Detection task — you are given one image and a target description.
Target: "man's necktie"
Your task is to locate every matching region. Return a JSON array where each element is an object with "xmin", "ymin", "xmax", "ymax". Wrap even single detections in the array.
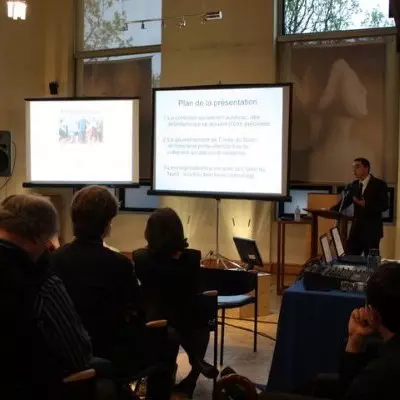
[{"xmin": 357, "ymin": 181, "xmax": 363, "ymax": 198}]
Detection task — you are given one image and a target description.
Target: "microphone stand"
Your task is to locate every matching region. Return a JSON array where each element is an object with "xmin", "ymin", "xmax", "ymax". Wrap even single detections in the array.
[
  {"xmin": 201, "ymin": 198, "xmax": 239, "ymax": 269},
  {"xmin": 338, "ymin": 190, "xmax": 347, "ymax": 213},
  {"xmin": 336, "ymin": 185, "xmax": 350, "ymax": 229}
]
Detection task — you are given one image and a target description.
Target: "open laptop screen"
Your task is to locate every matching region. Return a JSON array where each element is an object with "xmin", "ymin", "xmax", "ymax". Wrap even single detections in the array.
[
  {"xmin": 320, "ymin": 234, "xmax": 333, "ymax": 264},
  {"xmin": 331, "ymin": 226, "xmax": 345, "ymax": 257}
]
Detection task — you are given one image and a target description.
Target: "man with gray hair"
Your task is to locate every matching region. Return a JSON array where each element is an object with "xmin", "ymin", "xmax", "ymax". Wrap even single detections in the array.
[{"xmin": 0, "ymin": 193, "xmax": 92, "ymax": 399}]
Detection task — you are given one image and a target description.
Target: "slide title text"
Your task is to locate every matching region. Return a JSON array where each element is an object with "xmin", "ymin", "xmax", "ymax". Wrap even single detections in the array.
[{"xmin": 178, "ymin": 99, "xmax": 258, "ymax": 107}]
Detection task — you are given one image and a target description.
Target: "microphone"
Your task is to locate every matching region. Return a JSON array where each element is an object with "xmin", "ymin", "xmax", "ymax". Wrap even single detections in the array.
[{"xmin": 343, "ymin": 183, "xmax": 351, "ymax": 193}]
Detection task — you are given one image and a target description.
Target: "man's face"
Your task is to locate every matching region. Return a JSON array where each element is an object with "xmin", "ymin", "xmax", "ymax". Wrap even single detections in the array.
[{"xmin": 353, "ymin": 161, "xmax": 369, "ymax": 180}]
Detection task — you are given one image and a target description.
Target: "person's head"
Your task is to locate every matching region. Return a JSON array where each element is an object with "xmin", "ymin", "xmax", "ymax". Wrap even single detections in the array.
[
  {"xmin": 71, "ymin": 185, "xmax": 119, "ymax": 239},
  {"xmin": 367, "ymin": 263, "xmax": 400, "ymax": 338},
  {"xmin": 0, "ymin": 194, "xmax": 59, "ymax": 260},
  {"xmin": 145, "ymin": 207, "xmax": 188, "ymax": 258},
  {"xmin": 353, "ymin": 157, "xmax": 370, "ymax": 180}
]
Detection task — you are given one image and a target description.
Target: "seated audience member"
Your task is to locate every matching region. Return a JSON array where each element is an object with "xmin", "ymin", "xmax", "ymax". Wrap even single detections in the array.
[
  {"xmin": 0, "ymin": 194, "xmax": 92, "ymax": 398},
  {"xmin": 51, "ymin": 186, "xmax": 176, "ymax": 399},
  {"xmin": 339, "ymin": 262, "xmax": 400, "ymax": 400},
  {"xmin": 133, "ymin": 207, "xmax": 218, "ymax": 398}
]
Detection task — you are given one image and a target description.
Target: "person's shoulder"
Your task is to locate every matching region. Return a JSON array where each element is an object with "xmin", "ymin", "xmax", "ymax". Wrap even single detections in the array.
[
  {"xmin": 103, "ymin": 245, "xmax": 132, "ymax": 264},
  {"xmin": 37, "ymin": 272, "xmax": 68, "ymax": 299},
  {"xmin": 371, "ymin": 175, "xmax": 387, "ymax": 186},
  {"xmin": 133, "ymin": 247, "xmax": 149, "ymax": 258},
  {"xmin": 181, "ymin": 248, "xmax": 201, "ymax": 263},
  {"xmin": 183, "ymin": 248, "xmax": 201, "ymax": 257},
  {"xmin": 132, "ymin": 247, "xmax": 150, "ymax": 264},
  {"xmin": 360, "ymin": 351, "xmax": 400, "ymax": 388},
  {"xmin": 51, "ymin": 242, "xmax": 73, "ymax": 256},
  {"xmin": 100, "ymin": 247, "xmax": 134, "ymax": 277},
  {"xmin": 49, "ymin": 243, "xmax": 74, "ymax": 266}
]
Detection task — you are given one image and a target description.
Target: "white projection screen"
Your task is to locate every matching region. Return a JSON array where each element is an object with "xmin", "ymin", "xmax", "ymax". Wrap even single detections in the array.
[
  {"xmin": 152, "ymin": 84, "xmax": 292, "ymax": 200},
  {"xmin": 26, "ymin": 98, "xmax": 140, "ymax": 185}
]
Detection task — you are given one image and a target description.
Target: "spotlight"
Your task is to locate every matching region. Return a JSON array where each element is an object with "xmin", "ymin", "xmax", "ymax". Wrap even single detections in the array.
[
  {"xmin": 7, "ymin": 0, "xmax": 27, "ymax": 20},
  {"xmin": 177, "ymin": 17, "xmax": 186, "ymax": 29}
]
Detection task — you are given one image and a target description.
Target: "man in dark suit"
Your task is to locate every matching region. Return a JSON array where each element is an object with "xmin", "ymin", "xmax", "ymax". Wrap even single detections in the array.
[{"xmin": 332, "ymin": 158, "xmax": 388, "ymax": 256}]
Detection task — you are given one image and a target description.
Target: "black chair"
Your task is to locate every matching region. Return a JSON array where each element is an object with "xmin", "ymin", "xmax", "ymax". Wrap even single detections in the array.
[
  {"xmin": 62, "ymin": 369, "xmax": 97, "ymax": 400},
  {"xmin": 111, "ymin": 320, "xmax": 174, "ymax": 399},
  {"xmin": 200, "ymin": 268, "xmax": 258, "ymax": 366},
  {"xmin": 201, "ymin": 290, "xmax": 219, "ymax": 381}
]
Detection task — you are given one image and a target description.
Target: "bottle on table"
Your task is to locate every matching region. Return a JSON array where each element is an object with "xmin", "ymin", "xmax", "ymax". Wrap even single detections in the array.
[
  {"xmin": 294, "ymin": 205, "xmax": 301, "ymax": 222},
  {"xmin": 367, "ymin": 249, "xmax": 381, "ymax": 272}
]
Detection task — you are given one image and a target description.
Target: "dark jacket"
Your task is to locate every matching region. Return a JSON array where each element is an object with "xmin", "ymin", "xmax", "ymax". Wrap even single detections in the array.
[
  {"xmin": 341, "ymin": 335, "xmax": 400, "ymax": 400},
  {"xmin": 332, "ymin": 175, "xmax": 388, "ymax": 240},
  {"xmin": 51, "ymin": 238, "xmax": 142, "ymax": 357},
  {"xmin": 133, "ymin": 248, "xmax": 207, "ymax": 330},
  {"xmin": 0, "ymin": 239, "xmax": 91, "ymax": 398}
]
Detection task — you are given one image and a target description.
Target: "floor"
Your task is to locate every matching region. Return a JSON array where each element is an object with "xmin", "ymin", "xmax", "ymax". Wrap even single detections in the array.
[{"xmin": 172, "ymin": 274, "xmax": 296, "ymax": 399}]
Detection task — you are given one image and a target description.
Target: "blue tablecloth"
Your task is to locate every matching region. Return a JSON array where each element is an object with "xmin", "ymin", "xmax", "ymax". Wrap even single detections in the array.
[{"xmin": 267, "ymin": 279, "xmax": 365, "ymax": 393}]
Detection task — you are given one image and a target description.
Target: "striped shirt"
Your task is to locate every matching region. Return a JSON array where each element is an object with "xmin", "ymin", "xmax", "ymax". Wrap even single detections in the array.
[{"xmin": 33, "ymin": 274, "xmax": 92, "ymax": 374}]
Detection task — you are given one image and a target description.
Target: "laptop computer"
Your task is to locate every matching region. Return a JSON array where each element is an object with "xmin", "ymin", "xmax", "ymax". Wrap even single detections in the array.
[
  {"xmin": 320, "ymin": 234, "xmax": 334, "ymax": 264},
  {"xmin": 330, "ymin": 226, "xmax": 366, "ymax": 265},
  {"xmin": 233, "ymin": 237, "xmax": 263, "ymax": 271},
  {"xmin": 320, "ymin": 234, "xmax": 359, "ymax": 269}
]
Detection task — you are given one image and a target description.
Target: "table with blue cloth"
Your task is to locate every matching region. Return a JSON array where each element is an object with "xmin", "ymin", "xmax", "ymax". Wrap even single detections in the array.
[{"xmin": 267, "ymin": 279, "xmax": 365, "ymax": 393}]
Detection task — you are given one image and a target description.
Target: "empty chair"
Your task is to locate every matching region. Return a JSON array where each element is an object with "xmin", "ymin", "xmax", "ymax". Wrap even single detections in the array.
[{"xmin": 200, "ymin": 267, "xmax": 259, "ymax": 366}]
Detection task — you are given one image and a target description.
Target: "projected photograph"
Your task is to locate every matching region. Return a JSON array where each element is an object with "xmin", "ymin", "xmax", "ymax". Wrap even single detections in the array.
[{"xmin": 58, "ymin": 112, "xmax": 104, "ymax": 144}]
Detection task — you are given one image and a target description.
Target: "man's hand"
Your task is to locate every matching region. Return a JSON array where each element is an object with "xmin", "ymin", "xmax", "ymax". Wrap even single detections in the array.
[
  {"xmin": 346, "ymin": 306, "xmax": 379, "ymax": 353},
  {"xmin": 353, "ymin": 197, "xmax": 365, "ymax": 207}
]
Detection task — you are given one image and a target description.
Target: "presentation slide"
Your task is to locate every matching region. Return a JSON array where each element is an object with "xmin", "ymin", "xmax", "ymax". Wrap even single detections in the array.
[
  {"xmin": 153, "ymin": 85, "xmax": 291, "ymax": 198},
  {"xmin": 27, "ymin": 99, "xmax": 139, "ymax": 184}
]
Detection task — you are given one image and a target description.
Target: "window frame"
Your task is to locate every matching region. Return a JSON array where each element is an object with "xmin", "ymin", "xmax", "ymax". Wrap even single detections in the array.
[
  {"xmin": 277, "ymin": 0, "xmax": 397, "ymax": 40},
  {"xmin": 74, "ymin": 0, "xmax": 162, "ymax": 95},
  {"xmin": 75, "ymin": 0, "xmax": 162, "ymax": 53}
]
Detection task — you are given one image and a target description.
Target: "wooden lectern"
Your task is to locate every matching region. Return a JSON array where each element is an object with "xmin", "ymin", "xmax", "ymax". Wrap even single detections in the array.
[{"xmin": 304, "ymin": 208, "xmax": 352, "ymax": 257}]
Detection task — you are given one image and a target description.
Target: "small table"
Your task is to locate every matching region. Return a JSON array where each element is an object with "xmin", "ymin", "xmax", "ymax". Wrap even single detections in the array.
[
  {"xmin": 267, "ymin": 280, "xmax": 365, "ymax": 393},
  {"xmin": 276, "ymin": 219, "xmax": 312, "ymax": 295}
]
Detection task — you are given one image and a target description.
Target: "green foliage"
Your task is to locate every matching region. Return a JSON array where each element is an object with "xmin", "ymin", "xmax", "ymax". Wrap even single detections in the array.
[
  {"xmin": 284, "ymin": 0, "xmax": 393, "ymax": 34},
  {"xmin": 152, "ymin": 73, "xmax": 161, "ymax": 88},
  {"xmin": 361, "ymin": 7, "xmax": 395, "ymax": 28},
  {"xmin": 84, "ymin": 0, "xmax": 133, "ymax": 50}
]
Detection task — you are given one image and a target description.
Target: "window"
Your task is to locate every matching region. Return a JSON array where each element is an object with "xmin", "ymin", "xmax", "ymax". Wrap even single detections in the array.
[
  {"xmin": 81, "ymin": 53, "xmax": 161, "ymax": 178},
  {"xmin": 83, "ymin": 0, "xmax": 162, "ymax": 50},
  {"xmin": 282, "ymin": 0, "xmax": 394, "ymax": 35}
]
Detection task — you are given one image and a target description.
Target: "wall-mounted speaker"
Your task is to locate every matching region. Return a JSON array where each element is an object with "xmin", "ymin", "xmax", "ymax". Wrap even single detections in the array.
[
  {"xmin": 0, "ymin": 131, "xmax": 12, "ymax": 177},
  {"xmin": 49, "ymin": 81, "xmax": 59, "ymax": 95}
]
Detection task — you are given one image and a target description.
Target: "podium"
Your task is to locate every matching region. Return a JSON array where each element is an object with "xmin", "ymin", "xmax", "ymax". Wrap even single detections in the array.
[{"xmin": 304, "ymin": 208, "xmax": 352, "ymax": 257}]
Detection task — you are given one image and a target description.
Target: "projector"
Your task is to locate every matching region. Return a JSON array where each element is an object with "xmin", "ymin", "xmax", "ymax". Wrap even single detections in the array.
[{"xmin": 204, "ymin": 11, "xmax": 223, "ymax": 21}]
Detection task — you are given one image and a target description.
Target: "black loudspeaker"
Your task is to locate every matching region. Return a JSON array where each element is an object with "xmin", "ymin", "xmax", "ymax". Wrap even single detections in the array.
[
  {"xmin": 0, "ymin": 131, "xmax": 12, "ymax": 177},
  {"xmin": 49, "ymin": 81, "xmax": 59, "ymax": 95}
]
